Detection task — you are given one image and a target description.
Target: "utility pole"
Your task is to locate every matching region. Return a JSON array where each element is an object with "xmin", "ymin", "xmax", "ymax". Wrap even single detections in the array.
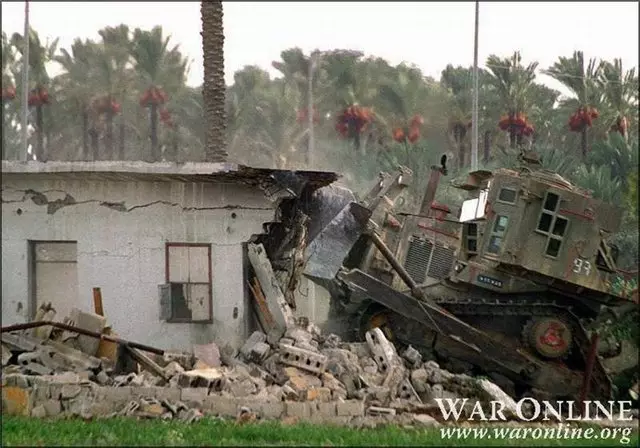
[
  {"xmin": 20, "ymin": 0, "xmax": 30, "ymax": 162},
  {"xmin": 471, "ymin": 0, "xmax": 480, "ymax": 171},
  {"xmin": 307, "ymin": 50, "xmax": 318, "ymax": 168}
]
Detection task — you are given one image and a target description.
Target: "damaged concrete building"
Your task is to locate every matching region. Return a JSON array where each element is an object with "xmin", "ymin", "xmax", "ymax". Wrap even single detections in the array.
[{"xmin": 1, "ymin": 160, "xmax": 337, "ymax": 351}]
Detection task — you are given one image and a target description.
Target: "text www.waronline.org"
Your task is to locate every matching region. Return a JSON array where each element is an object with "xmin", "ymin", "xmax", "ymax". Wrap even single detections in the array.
[{"xmin": 440, "ymin": 424, "xmax": 636, "ymax": 445}]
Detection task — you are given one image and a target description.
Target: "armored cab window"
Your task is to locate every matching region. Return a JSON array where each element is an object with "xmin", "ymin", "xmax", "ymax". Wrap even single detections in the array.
[
  {"xmin": 487, "ymin": 215, "xmax": 509, "ymax": 254},
  {"xmin": 465, "ymin": 223, "xmax": 478, "ymax": 255},
  {"xmin": 498, "ymin": 187, "xmax": 517, "ymax": 204},
  {"xmin": 535, "ymin": 192, "xmax": 569, "ymax": 258}
]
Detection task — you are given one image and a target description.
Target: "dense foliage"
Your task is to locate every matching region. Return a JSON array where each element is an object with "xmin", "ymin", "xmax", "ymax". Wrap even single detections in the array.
[{"xmin": 1, "ymin": 26, "xmax": 638, "ymax": 268}]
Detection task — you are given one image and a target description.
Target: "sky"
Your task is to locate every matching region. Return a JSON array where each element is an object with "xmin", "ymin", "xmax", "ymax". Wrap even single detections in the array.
[{"xmin": 1, "ymin": 1, "xmax": 638, "ymax": 97}]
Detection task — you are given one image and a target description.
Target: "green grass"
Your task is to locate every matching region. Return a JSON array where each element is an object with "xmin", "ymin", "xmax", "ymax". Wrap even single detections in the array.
[{"xmin": 1, "ymin": 416, "xmax": 638, "ymax": 446}]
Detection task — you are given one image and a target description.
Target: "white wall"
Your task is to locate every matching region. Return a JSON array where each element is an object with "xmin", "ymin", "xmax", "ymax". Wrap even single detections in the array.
[{"xmin": 1, "ymin": 177, "xmax": 277, "ymax": 351}]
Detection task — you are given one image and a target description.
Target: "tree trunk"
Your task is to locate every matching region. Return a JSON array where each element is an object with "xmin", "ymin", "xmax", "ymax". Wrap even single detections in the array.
[
  {"xmin": 150, "ymin": 104, "xmax": 158, "ymax": 161},
  {"xmin": 483, "ymin": 130, "xmax": 491, "ymax": 164},
  {"xmin": 118, "ymin": 115, "xmax": 126, "ymax": 160},
  {"xmin": 201, "ymin": 1, "xmax": 228, "ymax": 162},
  {"xmin": 35, "ymin": 105, "xmax": 44, "ymax": 161},
  {"xmin": 82, "ymin": 108, "xmax": 89, "ymax": 159},
  {"xmin": 458, "ymin": 139, "xmax": 465, "ymax": 169},
  {"xmin": 106, "ymin": 112, "xmax": 114, "ymax": 160},
  {"xmin": 509, "ymin": 128, "xmax": 516, "ymax": 149},
  {"xmin": 2, "ymin": 104, "xmax": 6, "ymax": 160},
  {"xmin": 581, "ymin": 127, "xmax": 588, "ymax": 159},
  {"xmin": 89, "ymin": 128, "xmax": 99, "ymax": 160}
]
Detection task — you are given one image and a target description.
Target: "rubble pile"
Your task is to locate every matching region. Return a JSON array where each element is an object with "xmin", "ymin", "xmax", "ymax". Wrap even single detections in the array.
[{"xmin": 2, "ymin": 304, "xmax": 518, "ymax": 427}]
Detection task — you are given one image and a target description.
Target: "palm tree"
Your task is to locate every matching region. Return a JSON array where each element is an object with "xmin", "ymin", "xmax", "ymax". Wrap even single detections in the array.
[
  {"xmin": 201, "ymin": 0, "xmax": 227, "ymax": 162},
  {"xmin": 97, "ymin": 25, "xmax": 132, "ymax": 160},
  {"xmin": 54, "ymin": 38, "xmax": 99, "ymax": 159},
  {"xmin": 546, "ymin": 51, "xmax": 603, "ymax": 159},
  {"xmin": 130, "ymin": 26, "xmax": 187, "ymax": 161},
  {"xmin": 599, "ymin": 59, "xmax": 637, "ymax": 143},
  {"xmin": 485, "ymin": 52, "xmax": 538, "ymax": 150},
  {"xmin": 2, "ymin": 31, "xmax": 18, "ymax": 159},
  {"xmin": 11, "ymin": 28, "xmax": 58, "ymax": 161}
]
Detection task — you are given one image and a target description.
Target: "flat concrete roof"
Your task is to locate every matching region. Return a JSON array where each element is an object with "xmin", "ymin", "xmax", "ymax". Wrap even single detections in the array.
[{"xmin": 1, "ymin": 161, "xmax": 339, "ymax": 191}]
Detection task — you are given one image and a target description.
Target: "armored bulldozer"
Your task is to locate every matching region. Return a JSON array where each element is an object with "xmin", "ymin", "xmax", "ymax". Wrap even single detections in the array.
[{"xmin": 302, "ymin": 152, "xmax": 638, "ymax": 401}]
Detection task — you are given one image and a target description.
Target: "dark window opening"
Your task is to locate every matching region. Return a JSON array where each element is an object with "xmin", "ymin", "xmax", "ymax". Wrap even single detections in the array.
[
  {"xmin": 465, "ymin": 223, "xmax": 478, "ymax": 255},
  {"xmin": 552, "ymin": 217, "xmax": 568, "ymax": 237},
  {"xmin": 546, "ymin": 238, "xmax": 562, "ymax": 257},
  {"xmin": 486, "ymin": 215, "xmax": 509, "ymax": 255},
  {"xmin": 498, "ymin": 188, "xmax": 517, "ymax": 204},
  {"xmin": 543, "ymin": 192, "xmax": 560, "ymax": 212},
  {"xmin": 537, "ymin": 212, "xmax": 553, "ymax": 232},
  {"xmin": 487, "ymin": 236, "xmax": 503, "ymax": 254},
  {"xmin": 494, "ymin": 215, "xmax": 509, "ymax": 233}
]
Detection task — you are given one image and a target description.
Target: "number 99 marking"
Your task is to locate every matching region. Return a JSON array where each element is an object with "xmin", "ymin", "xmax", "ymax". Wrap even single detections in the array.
[{"xmin": 573, "ymin": 258, "xmax": 592, "ymax": 276}]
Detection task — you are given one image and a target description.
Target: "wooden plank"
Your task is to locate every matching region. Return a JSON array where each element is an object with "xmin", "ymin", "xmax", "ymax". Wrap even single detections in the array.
[
  {"xmin": 124, "ymin": 345, "xmax": 169, "ymax": 381},
  {"xmin": 92, "ymin": 288, "xmax": 104, "ymax": 316},
  {"xmin": 248, "ymin": 277, "xmax": 277, "ymax": 333}
]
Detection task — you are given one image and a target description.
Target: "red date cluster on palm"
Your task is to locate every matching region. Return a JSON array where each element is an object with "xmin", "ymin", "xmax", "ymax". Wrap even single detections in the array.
[
  {"xmin": 296, "ymin": 106, "xmax": 320, "ymax": 124},
  {"xmin": 568, "ymin": 106, "xmax": 599, "ymax": 132},
  {"xmin": 139, "ymin": 86, "xmax": 168, "ymax": 108},
  {"xmin": 610, "ymin": 115, "xmax": 629, "ymax": 137},
  {"xmin": 160, "ymin": 107, "xmax": 175, "ymax": 128},
  {"xmin": 498, "ymin": 112, "xmax": 534, "ymax": 137},
  {"xmin": 2, "ymin": 86, "xmax": 16, "ymax": 102},
  {"xmin": 392, "ymin": 114, "xmax": 424, "ymax": 144},
  {"xmin": 95, "ymin": 96, "xmax": 121, "ymax": 115},
  {"xmin": 28, "ymin": 87, "xmax": 49, "ymax": 107},
  {"xmin": 335, "ymin": 105, "xmax": 373, "ymax": 138}
]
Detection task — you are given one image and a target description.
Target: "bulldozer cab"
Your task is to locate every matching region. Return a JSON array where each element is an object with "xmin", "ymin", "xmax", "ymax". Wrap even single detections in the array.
[{"xmin": 455, "ymin": 167, "xmax": 635, "ymax": 301}]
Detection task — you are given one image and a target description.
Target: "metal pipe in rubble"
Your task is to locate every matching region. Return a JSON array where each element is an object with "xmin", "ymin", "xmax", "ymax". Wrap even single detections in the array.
[
  {"xmin": 0, "ymin": 320, "xmax": 164, "ymax": 355},
  {"xmin": 368, "ymin": 231, "xmax": 424, "ymax": 300},
  {"xmin": 418, "ymin": 166, "xmax": 443, "ymax": 216}
]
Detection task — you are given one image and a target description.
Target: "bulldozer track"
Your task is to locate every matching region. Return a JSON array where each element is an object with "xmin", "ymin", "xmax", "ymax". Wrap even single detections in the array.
[
  {"xmin": 436, "ymin": 298, "xmax": 612, "ymax": 399},
  {"xmin": 350, "ymin": 292, "xmax": 612, "ymax": 400}
]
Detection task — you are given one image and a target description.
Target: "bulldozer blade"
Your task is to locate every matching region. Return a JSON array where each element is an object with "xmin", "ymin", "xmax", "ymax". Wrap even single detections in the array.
[
  {"xmin": 337, "ymin": 268, "xmax": 601, "ymax": 398},
  {"xmin": 304, "ymin": 203, "xmax": 372, "ymax": 282}
]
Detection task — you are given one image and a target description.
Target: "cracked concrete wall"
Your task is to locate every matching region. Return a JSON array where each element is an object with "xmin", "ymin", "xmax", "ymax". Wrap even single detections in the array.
[{"xmin": 1, "ymin": 176, "xmax": 279, "ymax": 351}]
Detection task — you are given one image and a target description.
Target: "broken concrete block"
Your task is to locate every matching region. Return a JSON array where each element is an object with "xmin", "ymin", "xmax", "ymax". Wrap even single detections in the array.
[
  {"xmin": 51, "ymin": 372, "xmax": 81, "ymax": 384},
  {"xmin": 410, "ymin": 368, "xmax": 429, "ymax": 393},
  {"xmin": 60, "ymin": 384, "xmax": 82, "ymax": 399},
  {"xmin": 412, "ymin": 413, "xmax": 440, "ymax": 427},
  {"xmin": 284, "ymin": 367, "xmax": 322, "ymax": 392},
  {"xmin": 322, "ymin": 348, "xmax": 361, "ymax": 375},
  {"xmin": 193, "ymin": 342, "xmax": 221, "ymax": 368},
  {"xmin": 478, "ymin": 378, "xmax": 517, "ymax": 416},
  {"xmin": 65, "ymin": 308, "xmax": 107, "ymax": 356},
  {"xmin": 266, "ymin": 328, "xmax": 285, "ymax": 346},
  {"xmin": 2, "ymin": 386, "xmax": 31, "ymax": 416},
  {"xmin": 367, "ymin": 406, "xmax": 396, "ymax": 416},
  {"xmin": 424, "ymin": 360, "xmax": 452, "ymax": 384},
  {"xmin": 365, "ymin": 328, "xmax": 398, "ymax": 375},
  {"xmin": 279, "ymin": 337, "xmax": 295, "ymax": 347},
  {"xmin": 240, "ymin": 331, "xmax": 267, "ymax": 359},
  {"xmin": 285, "ymin": 401, "xmax": 312, "ymax": 420},
  {"xmin": 31, "ymin": 404, "xmax": 47, "ymax": 418},
  {"xmin": 402, "ymin": 345, "xmax": 422, "ymax": 367},
  {"xmin": 398, "ymin": 379, "xmax": 422, "ymax": 403},
  {"xmin": 248, "ymin": 342, "xmax": 271, "ymax": 363},
  {"xmin": 285, "ymin": 327, "xmax": 313, "ymax": 345},
  {"xmin": 43, "ymin": 399, "xmax": 62, "ymax": 417},
  {"xmin": 279, "ymin": 343, "xmax": 327, "ymax": 374},
  {"xmin": 24, "ymin": 363, "xmax": 53, "ymax": 376},
  {"xmin": 2, "ymin": 343, "xmax": 12, "ymax": 366},
  {"xmin": 164, "ymin": 361, "xmax": 185, "ymax": 378},
  {"xmin": 336, "ymin": 399, "xmax": 365, "ymax": 417},
  {"xmin": 306, "ymin": 387, "xmax": 332, "ymax": 402},
  {"xmin": 247, "ymin": 243, "xmax": 296, "ymax": 331}
]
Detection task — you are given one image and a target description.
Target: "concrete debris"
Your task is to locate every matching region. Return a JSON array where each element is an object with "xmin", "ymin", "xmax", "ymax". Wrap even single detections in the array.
[{"xmin": 2, "ymin": 301, "xmax": 544, "ymax": 428}]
